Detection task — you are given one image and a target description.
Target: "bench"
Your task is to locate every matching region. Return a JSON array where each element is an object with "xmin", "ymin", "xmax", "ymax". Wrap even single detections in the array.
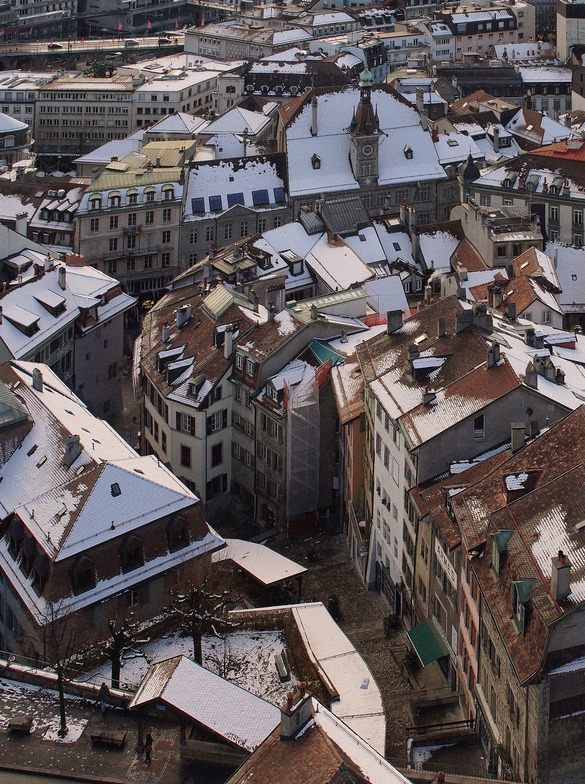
[
  {"xmin": 9, "ymin": 714, "xmax": 33, "ymax": 735},
  {"xmin": 90, "ymin": 729, "xmax": 127, "ymax": 748},
  {"xmin": 275, "ymin": 649, "xmax": 290, "ymax": 682}
]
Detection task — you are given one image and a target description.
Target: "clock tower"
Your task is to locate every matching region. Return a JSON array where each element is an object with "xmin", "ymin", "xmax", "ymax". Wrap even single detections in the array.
[{"xmin": 349, "ymin": 68, "xmax": 381, "ymax": 185}]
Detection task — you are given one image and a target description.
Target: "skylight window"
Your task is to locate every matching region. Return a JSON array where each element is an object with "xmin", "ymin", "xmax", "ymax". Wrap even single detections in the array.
[
  {"xmin": 252, "ymin": 189, "xmax": 269, "ymax": 206},
  {"xmin": 111, "ymin": 482, "xmax": 121, "ymax": 497},
  {"xmin": 393, "ymin": 242, "xmax": 401, "ymax": 251},
  {"xmin": 209, "ymin": 195, "xmax": 222, "ymax": 212},
  {"xmin": 274, "ymin": 187, "xmax": 285, "ymax": 203},
  {"xmin": 191, "ymin": 197, "xmax": 205, "ymax": 213}
]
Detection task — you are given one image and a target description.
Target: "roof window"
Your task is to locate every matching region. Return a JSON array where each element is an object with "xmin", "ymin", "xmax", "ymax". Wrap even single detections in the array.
[{"xmin": 111, "ymin": 482, "xmax": 121, "ymax": 497}]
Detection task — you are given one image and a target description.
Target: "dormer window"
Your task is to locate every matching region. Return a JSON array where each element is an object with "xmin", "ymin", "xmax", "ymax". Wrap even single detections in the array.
[
  {"xmin": 31, "ymin": 555, "xmax": 49, "ymax": 596},
  {"xmin": 166, "ymin": 514, "xmax": 190, "ymax": 552},
  {"xmin": 20, "ymin": 536, "xmax": 37, "ymax": 577},
  {"xmin": 510, "ymin": 579, "xmax": 534, "ymax": 634},
  {"xmin": 119, "ymin": 534, "xmax": 144, "ymax": 573},
  {"xmin": 145, "ymin": 188, "xmax": 156, "ymax": 202},
  {"xmin": 70, "ymin": 555, "xmax": 96, "ymax": 594},
  {"xmin": 163, "ymin": 185, "xmax": 175, "ymax": 201},
  {"xmin": 89, "ymin": 196, "xmax": 101, "ymax": 211},
  {"xmin": 491, "ymin": 529, "xmax": 514, "ymax": 575},
  {"xmin": 108, "ymin": 193, "xmax": 121, "ymax": 208},
  {"xmin": 404, "ymin": 146, "xmax": 413, "ymax": 159},
  {"xmin": 268, "ymin": 384, "xmax": 278, "ymax": 403},
  {"xmin": 246, "ymin": 358, "xmax": 256, "ymax": 379},
  {"xmin": 236, "ymin": 353, "xmax": 245, "ymax": 371},
  {"xmin": 312, "ymin": 154, "xmax": 321, "ymax": 170},
  {"xmin": 127, "ymin": 189, "xmax": 139, "ymax": 205}
]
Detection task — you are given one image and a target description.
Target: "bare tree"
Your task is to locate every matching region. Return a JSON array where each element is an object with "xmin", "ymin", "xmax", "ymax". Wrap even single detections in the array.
[
  {"xmin": 105, "ymin": 615, "xmax": 141, "ymax": 690},
  {"xmin": 168, "ymin": 576, "xmax": 238, "ymax": 665},
  {"xmin": 41, "ymin": 602, "xmax": 80, "ymax": 737}
]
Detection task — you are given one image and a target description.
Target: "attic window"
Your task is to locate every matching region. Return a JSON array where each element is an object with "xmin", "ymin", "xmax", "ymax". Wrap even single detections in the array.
[
  {"xmin": 393, "ymin": 242, "xmax": 401, "ymax": 251},
  {"xmin": 27, "ymin": 445, "xmax": 38, "ymax": 457},
  {"xmin": 404, "ymin": 146, "xmax": 413, "ymax": 159},
  {"xmin": 492, "ymin": 528, "xmax": 514, "ymax": 575},
  {"xmin": 511, "ymin": 580, "xmax": 534, "ymax": 634},
  {"xmin": 36, "ymin": 456, "xmax": 47, "ymax": 468},
  {"xmin": 447, "ymin": 139, "xmax": 459, "ymax": 147},
  {"xmin": 111, "ymin": 482, "xmax": 121, "ymax": 497},
  {"xmin": 312, "ymin": 154, "xmax": 321, "ymax": 170}
]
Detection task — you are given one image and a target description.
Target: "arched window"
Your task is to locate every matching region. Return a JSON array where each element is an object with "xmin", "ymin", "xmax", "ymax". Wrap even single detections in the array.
[
  {"xmin": 108, "ymin": 191, "xmax": 121, "ymax": 208},
  {"xmin": 163, "ymin": 185, "xmax": 175, "ymax": 201},
  {"xmin": 70, "ymin": 555, "xmax": 96, "ymax": 594},
  {"xmin": 119, "ymin": 534, "xmax": 145, "ymax": 573},
  {"xmin": 89, "ymin": 196, "xmax": 102, "ymax": 211}
]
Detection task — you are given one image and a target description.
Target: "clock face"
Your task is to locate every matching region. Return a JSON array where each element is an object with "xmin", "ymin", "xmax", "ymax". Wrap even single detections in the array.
[{"xmin": 362, "ymin": 143, "xmax": 374, "ymax": 158}]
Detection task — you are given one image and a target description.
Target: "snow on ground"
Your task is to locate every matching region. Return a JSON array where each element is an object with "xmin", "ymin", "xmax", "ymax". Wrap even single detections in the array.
[
  {"xmin": 85, "ymin": 630, "xmax": 292, "ymax": 705},
  {"xmin": 412, "ymin": 743, "xmax": 456, "ymax": 770},
  {"xmin": 0, "ymin": 677, "xmax": 85, "ymax": 741},
  {"xmin": 43, "ymin": 717, "xmax": 88, "ymax": 743}
]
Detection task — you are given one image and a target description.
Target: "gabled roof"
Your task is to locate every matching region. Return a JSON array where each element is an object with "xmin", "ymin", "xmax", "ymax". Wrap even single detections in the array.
[
  {"xmin": 129, "ymin": 655, "xmax": 280, "ymax": 752},
  {"xmin": 513, "ymin": 247, "xmax": 561, "ymax": 292}
]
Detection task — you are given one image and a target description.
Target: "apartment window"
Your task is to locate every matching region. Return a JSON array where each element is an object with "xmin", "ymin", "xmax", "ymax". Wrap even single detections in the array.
[
  {"xmin": 127, "ymin": 236, "xmax": 136, "ymax": 250},
  {"xmin": 90, "ymin": 218, "xmax": 99, "ymax": 233},
  {"xmin": 190, "ymin": 229, "xmax": 198, "ymax": 244},
  {"xmin": 109, "ymin": 238, "xmax": 117, "ymax": 252},
  {"xmin": 146, "ymin": 189, "xmax": 155, "ymax": 202},
  {"xmin": 145, "ymin": 210, "xmax": 154, "ymax": 225},
  {"xmin": 180, "ymin": 444, "xmax": 191, "ymax": 468},
  {"xmin": 224, "ymin": 223, "xmax": 233, "ymax": 240},
  {"xmin": 126, "ymin": 258, "xmax": 135, "ymax": 272},
  {"xmin": 376, "ymin": 433, "xmax": 382, "ymax": 456},
  {"xmin": 176, "ymin": 412, "xmax": 195, "ymax": 435},
  {"xmin": 107, "ymin": 260, "xmax": 117, "ymax": 275},
  {"xmin": 574, "ymin": 234, "xmax": 583, "ymax": 247},
  {"xmin": 128, "ymin": 213, "xmax": 137, "ymax": 227},
  {"xmin": 128, "ymin": 193, "xmax": 138, "ymax": 205},
  {"xmin": 240, "ymin": 221, "xmax": 248, "ymax": 237},
  {"xmin": 258, "ymin": 218, "xmax": 267, "ymax": 233},
  {"xmin": 574, "ymin": 209, "xmax": 583, "ymax": 226},
  {"xmin": 162, "ymin": 229, "xmax": 171, "ymax": 244},
  {"xmin": 206, "ymin": 226, "xmax": 214, "ymax": 242},
  {"xmin": 161, "ymin": 253, "xmax": 171, "ymax": 267},
  {"xmin": 542, "ymin": 310, "xmax": 551, "ymax": 324},
  {"xmin": 162, "ymin": 207, "xmax": 171, "ymax": 223},
  {"xmin": 480, "ymin": 195, "xmax": 491, "ymax": 207},
  {"xmin": 549, "ymin": 205, "xmax": 559, "ymax": 221},
  {"xmin": 109, "ymin": 215, "xmax": 118, "ymax": 230},
  {"xmin": 211, "ymin": 442, "xmax": 223, "ymax": 467},
  {"xmin": 473, "ymin": 413, "xmax": 485, "ymax": 439}
]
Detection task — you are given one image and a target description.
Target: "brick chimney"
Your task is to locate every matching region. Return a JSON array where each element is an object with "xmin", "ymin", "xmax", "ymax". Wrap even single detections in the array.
[{"xmin": 280, "ymin": 683, "xmax": 313, "ymax": 741}]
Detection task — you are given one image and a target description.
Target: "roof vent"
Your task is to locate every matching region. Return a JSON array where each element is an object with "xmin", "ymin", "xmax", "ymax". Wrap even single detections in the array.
[{"xmin": 32, "ymin": 367, "xmax": 43, "ymax": 392}]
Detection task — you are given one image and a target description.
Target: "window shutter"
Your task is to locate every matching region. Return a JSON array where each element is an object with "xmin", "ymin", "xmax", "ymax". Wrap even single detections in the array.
[
  {"xmin": 206, "ymin": 416, "xmax": 212, "ymax": 436},
  {"xmin": 222, "ymin": 409, "xmax": 228, "ymax": 429},
  {"xmin": 190, "ymin": 416, "xmax": 195, "ymax": 437},
  {"xmin": 279, "ymin": 424, "xmax": 283, "ymax": 444},
  {"xmin": 176, "ymin": 412, "xmax": 181, "ymax": 431}
]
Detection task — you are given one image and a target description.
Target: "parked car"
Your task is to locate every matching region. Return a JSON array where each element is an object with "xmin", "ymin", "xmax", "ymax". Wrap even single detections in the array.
[
  {"xmin": 48, "ymin": 42, "xmax": 63, "ymax": 49},
  {"xmin": 124, "ymin": 39, "xmax": 139, "ymax": 48},
  {"xmin": 158, "ymin": 37, "xmax": 172, "ymax": 45}
]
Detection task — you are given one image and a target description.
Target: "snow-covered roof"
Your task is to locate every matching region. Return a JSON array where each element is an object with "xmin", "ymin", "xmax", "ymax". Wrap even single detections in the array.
[
  {"xmin": 518, "ymin": 67, "xmax": 571, "ymax": 84},
  {"xmin": 212, "ymin": 537, "xmax": 306, "ymax": 584},
  {"xmin": 546, "ymin": 242, "xmax": 585, "ymax": 308},
  {"xmin": 146, "ymin": 111, "xmax": 209, "ymax": 136},
  {"xmin": 60, "ymin": 262, "xmax": 135, "ymax": 328},
  {"xmin": 129, "ymin": 655, "xmax": 280, "ymax": 751},
  {"xmin": 434, "ymin": 132, "xmax": 483, "ymax": 165},
  {"xmin": 285, "ymin": 88, "xmax": 445, "ymax": 197},
  {"xmin": 184, "ymin": 157, "xmax": 286, "ymax": 219},
  {"xmin": 200, "ymin": 106, "xmax": 272, "ymax": 137},
  {"xmin": 0, "ymin": 268, "xmax": 78, "ymax": 359},
  {"xmin": 451, "ymin": 8, "xmax": 511, "ymax": 22},
  {"xmin": 363, "ymin": 276, "xmax": 408, "ymax": 315},
  {"xmin": 73, "ymin": 131, "xmax": 143, "ymax": 167},
  {"xmin": 419, "ymin": 229, "xmax": 460, "ymax": 273},
  {"xmin": 292, "ymin": 602, "xmax": 386, "ymax": 754},
  {"xmin": 304, "ymin": 234, "xmax": 372, "ymax": 291},
  {"xmin": 0, "ymin": 112, "xmax": 28, "ymax": 134},
  {"xmin": 506, "ymin": 108, "xmax": 579, "ymax": 146}
]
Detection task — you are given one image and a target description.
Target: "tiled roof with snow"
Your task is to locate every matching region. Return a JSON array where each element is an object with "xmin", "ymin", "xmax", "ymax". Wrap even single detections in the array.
[
  {"xmin": 285, "ymin": 87, "xmax": 445, "ymax": 197},
  {"xmin": 200, "ymin": 106, "xmax": 272, "ymax": 137},
  {"xmin": 130, "ymin": 655, "xmax": 280, "ymax": 751}
]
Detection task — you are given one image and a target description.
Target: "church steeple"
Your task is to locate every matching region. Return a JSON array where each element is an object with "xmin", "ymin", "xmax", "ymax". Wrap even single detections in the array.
[{"xmin": 349, "ymin": 68, "xmax": 380, "ymax": 186}]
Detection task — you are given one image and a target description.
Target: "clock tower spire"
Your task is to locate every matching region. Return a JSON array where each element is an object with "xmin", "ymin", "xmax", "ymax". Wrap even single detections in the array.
[{"xmin": 349, "ymin": 68, "xmax": 380, "ymax": 185}]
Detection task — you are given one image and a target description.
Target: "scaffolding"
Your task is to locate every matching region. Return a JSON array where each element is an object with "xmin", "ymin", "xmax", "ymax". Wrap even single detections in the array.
[{"xmin": 285, "ymin": 369, "xmax": 320, "ymax": 523}]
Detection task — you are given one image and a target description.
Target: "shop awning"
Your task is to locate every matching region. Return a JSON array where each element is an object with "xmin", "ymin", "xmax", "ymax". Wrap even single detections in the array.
[{"xmin": 407, "ymin": 618, "xmax": 449, "ymax": 668}]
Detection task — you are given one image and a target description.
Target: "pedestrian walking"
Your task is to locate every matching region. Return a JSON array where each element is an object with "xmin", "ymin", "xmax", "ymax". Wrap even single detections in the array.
[
  {"xmin": 97, "ymin": 681, "xmax": 110, "ymax": 720},
  {"xmin": 144, "ymin": 732, "xmax": 153, "ymax": 766}
]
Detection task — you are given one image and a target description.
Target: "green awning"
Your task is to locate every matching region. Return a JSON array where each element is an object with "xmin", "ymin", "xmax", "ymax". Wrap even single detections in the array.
[
  {"xmin": 308, "ymin": 339, "xmax": 345, "ymax": 367},
  {"xmin": 407, "ymin": 618, "xmax": 449, "ymax": 668}
]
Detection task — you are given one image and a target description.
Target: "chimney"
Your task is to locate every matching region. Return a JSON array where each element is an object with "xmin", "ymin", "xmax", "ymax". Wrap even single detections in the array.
[
  {"xmin": 432, "ymin": 127, "xmax": 439, "ymax": 143},
  {"xmin": 58, "ymin": 266, "xmax": 66, "ymax": 291},
  {"xmin": 224, "ymin": 325, "xmax": 233, "ymax": 358},
  {"xmin": 65, "ymin": 253, "xmax": 84, "ymax": 267},
  {"xmin": 15, "ymin": 211, "xmax": 28, "ymax": 237},
  {"xmin": 506, "ymin": 301, "xmax": 516, "ymax": 320},
  {"xmin": 310, "ymin": 304, "xmax": 318, "ymax": 321},
  {"xmin": 311, "ymin": 96, "xmax": 318, "ymax": 137},
  {"xmin": 0, "ymin": 304, "xmax": 3, "ymax": 324},
  {"xmin": 551, "ymin": 550, "xmax": 571, "ymax": 602},
  {"xmin": 529, "ymin": 419, "xmax": 540, "ymax": 437},
  {"xmin": 457, "ymin": 265, "xmax": 468, "ymax": 282},
  {"xmin": 424, "ymin": 284, "xmax": 432, "ymax": 301},
  {"xmin": 438, "ymin": 317, "xmax": 446, "ymax": 338},
  {"xmin": 267, "ymin": 301, "xmax": 276, "ymax": 322},
  {"xmin": 455, "ymin": 310, "xmax": 473, "ymax": 333},
  {"xmin": 510, "ymin": 422, "xmax": 525, "ymax": 454},
  {"xmin": 493, "ymin": 126, "xmax": 500, "ymax": 153},
  {"xmin": 556, "ymin": 367, "xmax": 566, "ymax": 385},
  {"xmin": 208, "ymin": 244, "xmax": 217, "ymax": 261},
  {"xmin": 156, "ymin": 156, "xmax": 161, "ymax": 168},
  {"xmin": 408, "ymin": 343, "xmax": 420, "ymax": 359},
  {"xmin": 280, "ymin": 685, "xmax": 313, "ymax": 741},
  {"xmin": 386, "ymin": 309, "xmax": 403, "ymax": 334},
  {"xmin": 176, "ymin": 305, "xmax": 192, "ymax": 329},
  {"xmin": 32, "ymin": 367, "xmax": 43, "ymax": 392},
  {"xmin": 65, "ymin": 434, "xmax": 82, "ymax": 467},
  {"xmin": 486, "ymin": 342, "xmax": 500, "ymax": 368},
  {"xmin": 162, "ymin": 324, "xmax": 171, "ymax": 343}
]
